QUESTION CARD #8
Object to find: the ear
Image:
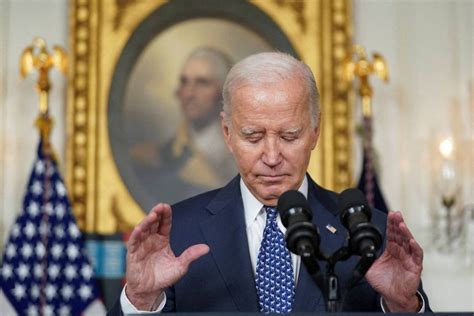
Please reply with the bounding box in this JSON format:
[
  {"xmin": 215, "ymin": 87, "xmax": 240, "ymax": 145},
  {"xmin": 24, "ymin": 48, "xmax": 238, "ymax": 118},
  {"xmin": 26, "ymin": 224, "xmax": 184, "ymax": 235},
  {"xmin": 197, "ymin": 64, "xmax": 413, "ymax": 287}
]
[
  {"xmin": 310, "ymin": 114, "xmax": 321, "ymax": 150},
  {"xmin": 220, "ymin": 111, "xmax": 234, "ymax": 153}
]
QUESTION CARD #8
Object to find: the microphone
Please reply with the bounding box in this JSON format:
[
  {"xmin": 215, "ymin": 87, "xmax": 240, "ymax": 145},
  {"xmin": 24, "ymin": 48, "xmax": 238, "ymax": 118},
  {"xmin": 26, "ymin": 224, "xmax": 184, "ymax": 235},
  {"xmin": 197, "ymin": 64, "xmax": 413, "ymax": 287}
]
[
  {"xmin": 338, "ymin": 188, "xmax": 382, "ymax": 256},
  {"xmin": 277, "ymin": 190, "xmax": 320, "ymax": 258}
]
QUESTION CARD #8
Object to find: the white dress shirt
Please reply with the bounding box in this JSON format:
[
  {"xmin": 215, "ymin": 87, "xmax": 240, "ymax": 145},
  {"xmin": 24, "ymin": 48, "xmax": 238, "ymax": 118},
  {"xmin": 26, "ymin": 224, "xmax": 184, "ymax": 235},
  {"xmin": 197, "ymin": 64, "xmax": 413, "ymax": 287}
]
[{"xmin": 120, "ymin": 176, "xmax": 424, "ymax": 313}]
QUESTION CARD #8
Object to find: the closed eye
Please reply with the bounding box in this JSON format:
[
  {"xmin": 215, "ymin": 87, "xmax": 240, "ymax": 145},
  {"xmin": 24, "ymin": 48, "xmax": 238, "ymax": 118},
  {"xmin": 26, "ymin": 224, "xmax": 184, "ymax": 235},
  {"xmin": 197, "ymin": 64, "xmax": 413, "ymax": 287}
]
[
  {"xmin": 245, "ymin": 135, "xmax": 263, "ymax": 143},
  {"xmin": 281, "ymin": 136, "xmax": 298, "ymax": 142}
]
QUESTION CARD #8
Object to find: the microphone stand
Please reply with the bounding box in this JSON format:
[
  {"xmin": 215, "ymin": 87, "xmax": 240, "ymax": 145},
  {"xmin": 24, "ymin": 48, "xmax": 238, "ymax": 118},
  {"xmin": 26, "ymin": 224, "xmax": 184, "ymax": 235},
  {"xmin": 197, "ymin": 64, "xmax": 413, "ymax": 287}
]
[{"xmin": 299, "ymin": 245, "xmax": 376, "ymax": 312}]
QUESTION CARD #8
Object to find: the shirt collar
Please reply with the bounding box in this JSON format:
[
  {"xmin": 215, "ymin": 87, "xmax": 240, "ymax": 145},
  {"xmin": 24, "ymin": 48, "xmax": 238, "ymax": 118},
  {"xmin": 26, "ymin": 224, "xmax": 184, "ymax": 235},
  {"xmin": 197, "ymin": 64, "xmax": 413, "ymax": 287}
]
[{"xmin": 240, "ymin": 176, "xmax": 309, "ymax": 227}]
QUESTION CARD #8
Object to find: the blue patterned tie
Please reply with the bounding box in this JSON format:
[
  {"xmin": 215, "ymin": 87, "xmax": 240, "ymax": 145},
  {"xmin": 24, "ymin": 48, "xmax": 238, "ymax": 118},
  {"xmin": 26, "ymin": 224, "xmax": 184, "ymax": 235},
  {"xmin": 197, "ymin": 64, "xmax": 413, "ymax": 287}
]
[{"xmin": 255, "ymin": 206, "xmax": 295, "ymax": 313}]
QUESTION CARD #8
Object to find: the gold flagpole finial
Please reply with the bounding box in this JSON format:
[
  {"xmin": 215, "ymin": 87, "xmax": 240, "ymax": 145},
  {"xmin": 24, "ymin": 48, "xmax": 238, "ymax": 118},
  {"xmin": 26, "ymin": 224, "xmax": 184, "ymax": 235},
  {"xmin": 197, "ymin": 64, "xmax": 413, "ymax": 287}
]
[
  {"xmin": 19, "ymin": 37, "xmax": 67, "ymax": 144},
  {"xmin": 343, "ymin": 45, "xmax": 389, "ymax": 118}
]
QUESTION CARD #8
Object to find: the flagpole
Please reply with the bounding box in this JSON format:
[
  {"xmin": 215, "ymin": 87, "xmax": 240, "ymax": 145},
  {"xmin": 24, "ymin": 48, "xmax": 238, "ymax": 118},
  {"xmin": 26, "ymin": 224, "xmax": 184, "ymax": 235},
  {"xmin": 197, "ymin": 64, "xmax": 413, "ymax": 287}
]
[
  {"xmin": 343, "ymin": 45, "xmax": 389, "ymax": 207},
  {"xmin": 18, "ymin": 38, "xmax": 68, "ymax": 315}
]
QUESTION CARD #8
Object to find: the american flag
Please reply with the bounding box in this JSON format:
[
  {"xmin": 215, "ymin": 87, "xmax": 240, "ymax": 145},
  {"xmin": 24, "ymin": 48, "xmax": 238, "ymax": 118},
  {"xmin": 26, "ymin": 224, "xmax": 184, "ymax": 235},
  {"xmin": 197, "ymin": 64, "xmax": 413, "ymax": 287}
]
[{"xmin": 0, "ymin": 141, "xmax": 99, "ymax": 316}]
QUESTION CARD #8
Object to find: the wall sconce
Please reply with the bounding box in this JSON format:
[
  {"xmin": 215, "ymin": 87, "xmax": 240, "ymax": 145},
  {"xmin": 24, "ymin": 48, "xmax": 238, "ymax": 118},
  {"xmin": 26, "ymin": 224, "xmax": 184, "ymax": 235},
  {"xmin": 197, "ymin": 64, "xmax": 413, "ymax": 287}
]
[{"xmin": 433, "ymin": 136, "xmax": 473, "ymax": 263}]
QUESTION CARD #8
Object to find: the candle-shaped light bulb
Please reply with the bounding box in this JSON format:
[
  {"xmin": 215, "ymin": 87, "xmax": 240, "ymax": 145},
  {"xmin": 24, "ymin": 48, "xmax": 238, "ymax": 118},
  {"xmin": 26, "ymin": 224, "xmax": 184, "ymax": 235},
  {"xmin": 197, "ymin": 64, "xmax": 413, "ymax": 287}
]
[{"xmin": 439, "ymin": 137, "xmax": 454, "ymax": 159}]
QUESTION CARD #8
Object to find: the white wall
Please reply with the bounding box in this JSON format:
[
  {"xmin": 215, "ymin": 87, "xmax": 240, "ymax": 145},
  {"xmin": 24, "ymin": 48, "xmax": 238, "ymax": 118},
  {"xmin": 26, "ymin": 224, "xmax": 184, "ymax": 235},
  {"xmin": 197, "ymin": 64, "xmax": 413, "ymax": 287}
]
[
  {"xmin": 354, "ymin": 0, "xmax": 473, "ymax": 311},
  {"xmin": 0, "ymin": 0, "xmax": 68, "ymax": 246}
]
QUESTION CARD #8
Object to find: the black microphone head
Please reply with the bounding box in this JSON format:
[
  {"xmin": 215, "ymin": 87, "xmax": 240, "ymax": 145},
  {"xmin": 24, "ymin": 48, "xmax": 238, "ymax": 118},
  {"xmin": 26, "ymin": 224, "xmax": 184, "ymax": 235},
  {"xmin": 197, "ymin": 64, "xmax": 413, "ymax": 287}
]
[
  {"xmin": 277, "ymin": 190, "xmax": 312, "ymax": 227},
  {"xmin": 338, "ymin": 188, "xmax": 382, "ymax": 256},
  {"xmin": 338, "ymin": 188, "xmax": 370, "ymax": 213},
  {"xmin": 338, "ymin": 188, "xmax": 372, "ymax": 224}
]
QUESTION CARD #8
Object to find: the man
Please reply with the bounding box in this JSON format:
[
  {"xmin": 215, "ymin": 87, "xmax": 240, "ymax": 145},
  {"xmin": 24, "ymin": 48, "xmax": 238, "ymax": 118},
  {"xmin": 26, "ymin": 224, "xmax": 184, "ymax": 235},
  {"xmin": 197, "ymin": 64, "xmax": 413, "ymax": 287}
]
[
  {"xmin": 113, "ymin": 52, "xmax": 430, "ymax": 313},
  {"xmin": 131, "ymin": 47, "xmax": 237, "ymax": 206}
]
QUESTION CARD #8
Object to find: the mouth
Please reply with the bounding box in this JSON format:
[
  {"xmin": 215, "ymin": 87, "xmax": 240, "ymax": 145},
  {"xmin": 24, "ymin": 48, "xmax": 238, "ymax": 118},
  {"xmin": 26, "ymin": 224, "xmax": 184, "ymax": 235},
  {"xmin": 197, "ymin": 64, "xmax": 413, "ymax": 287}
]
[{"xmin": 259, "ymin": 175, "xmax": 286, "ymax": 183}]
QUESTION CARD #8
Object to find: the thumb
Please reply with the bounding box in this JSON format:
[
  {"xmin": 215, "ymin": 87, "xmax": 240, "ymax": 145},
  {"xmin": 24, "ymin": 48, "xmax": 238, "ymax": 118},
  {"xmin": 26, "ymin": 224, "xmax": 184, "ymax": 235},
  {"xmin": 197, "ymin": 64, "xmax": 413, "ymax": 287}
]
[{"xmin": 177, "ymin": 244, "xmax": 210, "ymax": 270}]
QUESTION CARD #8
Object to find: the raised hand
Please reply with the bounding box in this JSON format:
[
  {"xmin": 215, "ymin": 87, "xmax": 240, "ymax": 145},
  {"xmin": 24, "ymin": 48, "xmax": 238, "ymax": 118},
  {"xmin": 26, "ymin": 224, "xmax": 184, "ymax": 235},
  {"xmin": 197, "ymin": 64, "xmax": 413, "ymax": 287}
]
[
  {"xmin": 125, "ymin": 203, "xmax": 210, "ymax": 310},
  {"xmin": 365, "ymin": 211, "xmax": 424, "ymax": 312}
]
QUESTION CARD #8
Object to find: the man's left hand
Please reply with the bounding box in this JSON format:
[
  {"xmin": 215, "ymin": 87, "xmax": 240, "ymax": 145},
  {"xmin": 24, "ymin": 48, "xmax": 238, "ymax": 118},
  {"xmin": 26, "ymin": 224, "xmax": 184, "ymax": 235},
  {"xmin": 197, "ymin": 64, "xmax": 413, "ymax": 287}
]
[{"xmin": 365, "ymin": 211, "xmax": 423, "ymax": 312}]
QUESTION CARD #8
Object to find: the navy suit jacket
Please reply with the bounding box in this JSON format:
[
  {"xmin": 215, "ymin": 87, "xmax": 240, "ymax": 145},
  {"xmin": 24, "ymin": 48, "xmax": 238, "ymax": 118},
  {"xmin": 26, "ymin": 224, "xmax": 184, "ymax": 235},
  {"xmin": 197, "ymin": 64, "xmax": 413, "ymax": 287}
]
[{"xmin": 109, "ymin": 175, "xmax": 430, "ymax": 313}]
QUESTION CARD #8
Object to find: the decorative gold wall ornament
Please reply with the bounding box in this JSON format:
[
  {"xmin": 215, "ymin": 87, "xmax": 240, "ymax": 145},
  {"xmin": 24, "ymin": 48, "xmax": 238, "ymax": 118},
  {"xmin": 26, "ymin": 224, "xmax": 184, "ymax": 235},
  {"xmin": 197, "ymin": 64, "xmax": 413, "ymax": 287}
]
[
  {"xmin": 343, "ymin": 45, "xmax": 389, "ymax": 118},
  {"xmin": 68, "ymin": 0, "xmax": 353, "ymax": 234},
  {"xmin": 20, "ymin": 37, "xmax": 67, "ymax": 152}
]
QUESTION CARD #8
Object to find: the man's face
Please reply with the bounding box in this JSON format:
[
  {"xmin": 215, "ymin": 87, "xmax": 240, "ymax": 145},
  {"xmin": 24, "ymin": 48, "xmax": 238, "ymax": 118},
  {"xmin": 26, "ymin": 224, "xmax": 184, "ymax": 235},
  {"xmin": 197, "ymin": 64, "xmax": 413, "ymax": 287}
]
[
  {"xmin": 176, "ymin": 58, "xmax": 222, "ymax": 128},
  {"xmin": 221, "ymin": 77, "xmax": 320, "ymax": 206}
]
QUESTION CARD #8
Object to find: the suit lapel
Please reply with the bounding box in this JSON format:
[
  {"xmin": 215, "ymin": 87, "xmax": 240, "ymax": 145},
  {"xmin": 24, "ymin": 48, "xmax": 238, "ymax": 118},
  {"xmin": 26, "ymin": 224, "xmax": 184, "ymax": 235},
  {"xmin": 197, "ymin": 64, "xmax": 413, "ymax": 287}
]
[
  {"xmin": 199, "ymin": 176, "xmax": 259, "ymax": 312},
  {"xmin": 293, "ymin": 177, "xmax": 347, "ymax": 312}
]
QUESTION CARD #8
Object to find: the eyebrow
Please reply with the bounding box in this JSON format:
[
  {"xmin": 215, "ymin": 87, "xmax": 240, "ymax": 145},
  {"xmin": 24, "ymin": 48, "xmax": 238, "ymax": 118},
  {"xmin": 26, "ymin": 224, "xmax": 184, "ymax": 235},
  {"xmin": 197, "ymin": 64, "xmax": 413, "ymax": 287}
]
[
  {"xmin": 281, "ymin": 127, "xmax": 301, "ymax": 135},
  {"xmin": 240, "ymin": 127, "xmax": 262, "ymax": 136},
  {"xmin": 240, "ymin": 127, "xmax": 302, "ymax": 136}
]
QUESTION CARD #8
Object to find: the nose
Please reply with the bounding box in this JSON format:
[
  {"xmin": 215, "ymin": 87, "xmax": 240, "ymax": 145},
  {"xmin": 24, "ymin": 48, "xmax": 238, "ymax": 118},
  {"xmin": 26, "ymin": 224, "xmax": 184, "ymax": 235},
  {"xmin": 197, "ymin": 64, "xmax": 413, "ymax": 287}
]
[
  {"xmin": 178, "ymin": 82, "xmax": 195, "ymax": 102},
  {"xmin": 262, "ymin": 137, "xmax": 282, "ymax": 168}
]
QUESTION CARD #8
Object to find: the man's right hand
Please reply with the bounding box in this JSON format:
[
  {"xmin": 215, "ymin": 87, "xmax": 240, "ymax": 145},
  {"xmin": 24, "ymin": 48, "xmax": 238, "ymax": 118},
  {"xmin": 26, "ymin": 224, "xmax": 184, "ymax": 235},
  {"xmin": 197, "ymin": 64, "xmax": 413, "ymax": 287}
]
[{"xmin": 125, "ymin": 203, "xmax": 210, "ymax": 311}]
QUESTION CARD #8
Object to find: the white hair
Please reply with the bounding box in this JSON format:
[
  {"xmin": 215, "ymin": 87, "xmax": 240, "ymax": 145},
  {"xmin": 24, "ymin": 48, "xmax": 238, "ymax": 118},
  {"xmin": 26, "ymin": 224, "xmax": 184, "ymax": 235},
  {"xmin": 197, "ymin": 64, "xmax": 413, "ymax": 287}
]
[
  {"xmin": 186, "ymin": 47, "xmax": 233, "ymax": 86},
  {"xmin": 222, "ymin": 52, "xmax": 320, "ymax": 128}
]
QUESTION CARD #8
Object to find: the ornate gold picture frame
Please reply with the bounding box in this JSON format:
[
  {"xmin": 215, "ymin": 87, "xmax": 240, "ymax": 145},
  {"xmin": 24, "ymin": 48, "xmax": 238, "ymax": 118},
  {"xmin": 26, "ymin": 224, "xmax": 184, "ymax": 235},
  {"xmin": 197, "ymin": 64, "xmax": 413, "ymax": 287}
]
[{"xmin": 67, "ymin": 0, "xmax": 353, "ymax": 234}]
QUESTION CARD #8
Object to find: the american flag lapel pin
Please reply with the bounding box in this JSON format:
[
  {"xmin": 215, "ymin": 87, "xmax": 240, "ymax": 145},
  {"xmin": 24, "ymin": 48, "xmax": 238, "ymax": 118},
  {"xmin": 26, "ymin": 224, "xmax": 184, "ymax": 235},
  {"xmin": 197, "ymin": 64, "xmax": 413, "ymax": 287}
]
[{"xmin": 326, "ymin": 224, "xmax": 337, "ymax": 234}]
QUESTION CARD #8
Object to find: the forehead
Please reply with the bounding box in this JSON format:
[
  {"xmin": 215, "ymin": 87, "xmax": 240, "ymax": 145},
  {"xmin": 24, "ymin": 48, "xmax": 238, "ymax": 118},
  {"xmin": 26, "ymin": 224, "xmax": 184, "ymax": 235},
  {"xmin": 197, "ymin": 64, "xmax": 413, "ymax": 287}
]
[
  {"xmin": 181, "ymin": 57, "xmax": 216, "ymax": 78},
  {"xmin": 231, "ymin": 79, "xmax": 310, "ymax": 127}
]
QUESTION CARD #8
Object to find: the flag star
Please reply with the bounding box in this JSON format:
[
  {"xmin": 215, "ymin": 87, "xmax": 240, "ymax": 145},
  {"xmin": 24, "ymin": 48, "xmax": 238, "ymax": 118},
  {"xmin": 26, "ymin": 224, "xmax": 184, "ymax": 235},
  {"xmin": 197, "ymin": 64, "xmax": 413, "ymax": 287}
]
[
  {"xmin": 44, "ymin": 304, "xmax": 54, "ymax": 316},
  {"xmin": 45, "ymin": 283, "xmax": 57, "ymax": 300},
  {"xmin": 48, "ymin": 264, "xmax": 60, "ymax": 279},
  {"xmin": 31, "ymin": 284, "xmax": 40, "ymax": 299},
  {"xmin": 43, "ymin": 202, "xmax": 54, "ymax": 215},
  {"xmin": 67, "ymin": 243, "xmax": 79, "ymax": 260},
  {"xmin": 6, "ymin": 244, "xmax": 16, "ymax": 258},
  {"xmin": 54, "ymin": 224, "xmax": 65, "ymax": 239},
  {"xmin": 27, "ymin": 304, "xmax": 38, "ymax": 316},
  {"xmin": 79, "ymin": 284, "xmax": 92, "ymax": 300},
  {"xmin": 31, "ymin": 180, "xmax": 43, "ymax": 196},
  {"xmin": 11, "ymin": 223, "xmax": 20, "ymax": 238},
  {"xmin": 51, "ymin": 243, "xmax": 63, "ymax": 260},
  {"xmin": 34, "ymin": 264, "xmax": 44, "ymax": 279},
  {"xmin": 68, "ymin": 223, "xmax": 81, "ymax": 239},
  {"xmin": 39, "ymin": 222, "xmax": 48, "ymax": 236},
  {"xmin": 13, "ymin": 283, "xmax": 26, "ymax": 300},
  {"xmin": 27, "ymin": 201, "xmax": 40, "ymax": 217},
  {"xmin": 55, "ymin": 204, "xmax": 66, "ymax": 219},
  {"xmin": 35, "ymin": 242, "xmax": 45, "ymax": 258},
  {"xmin": 81, "ymin": 264, "xmax": 94, "ymax": 280},
  {"xmin": 21, "ymin": 243, "xmax": 34, "ymax": 259},
  {"xmin": 61, "ymin": 284, "xmax": 73, "ymax": 300},
  {"xmin": 59, "ymin": 305, "xmax": 71, "ymax": 316},
  {"xmin": 56, "ymin": 181, "xmax": 66, "ymax": 197},
  {"xmin": 35, "ymin": 160, "xmax": 45, "ymax": 175},
  {"xmin": 1, "ymin": 264, "xmax": 13, "ymax": 279},
  {"xmin": 24, "ymin": 221, "xmax": 36, "ymax": 239},
  {"xmin": 64, "ymin": 264, "xmax": 77, "ymax": 280},
  {"xmin": 16, "ymin": 263, "xmax": 29, "ymax": 280}
]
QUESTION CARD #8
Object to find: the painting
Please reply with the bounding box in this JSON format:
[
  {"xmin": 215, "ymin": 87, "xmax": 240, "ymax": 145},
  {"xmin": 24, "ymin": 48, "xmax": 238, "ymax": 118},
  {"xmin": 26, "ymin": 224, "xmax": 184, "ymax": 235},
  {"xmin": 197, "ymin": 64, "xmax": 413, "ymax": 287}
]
[
  {"xmin": 110, "ymin": 18, "xmax": 282, "ymax": 210},
  {"xmin": 68, "ymin": 0, "xmax": 354, "ymax": 234}
]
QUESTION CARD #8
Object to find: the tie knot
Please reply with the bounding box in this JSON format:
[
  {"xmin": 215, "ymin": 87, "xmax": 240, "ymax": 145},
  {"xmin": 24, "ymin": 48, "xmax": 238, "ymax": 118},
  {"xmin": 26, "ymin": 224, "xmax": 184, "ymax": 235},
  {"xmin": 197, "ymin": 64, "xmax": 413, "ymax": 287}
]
[{"xmin": 264, "ymin": 206, "xmax": 277, "ymax": 221}]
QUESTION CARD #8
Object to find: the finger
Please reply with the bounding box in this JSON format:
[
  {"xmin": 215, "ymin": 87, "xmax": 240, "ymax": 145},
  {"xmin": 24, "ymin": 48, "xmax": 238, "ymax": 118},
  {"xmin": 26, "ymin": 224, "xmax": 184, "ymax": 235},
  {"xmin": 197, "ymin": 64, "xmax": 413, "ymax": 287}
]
[
  {"xmin": 128, "ymin": 203, "xmax": 166, "ymax": 252},
  {"xmin": 409, "ymin": 239, "xmax": 424, "ymax": 266},
  {"xmin": 177, "ymin": 244, "xmax": 210, "ymax": 270},
  {"xmin": 141, "ymin": 203, "xmax": 170, "ymax": 235},
  {"xmin": 397, "ymin": 213, "xmax": 416, "ymax": 241},
  {"xmin": 127, "ymin": 226, "xmax": 143, "ymax": 253},
  {"xmin": 385, "ymin": 212, "xmax": 405, "ymax": 256},
  {"xmin": 390, "ymin": 211, "xmax": 407, "ymax": 245},
  {"xmin": 157, "ymin": 204, "xmax": 172, "ymax": 236}
]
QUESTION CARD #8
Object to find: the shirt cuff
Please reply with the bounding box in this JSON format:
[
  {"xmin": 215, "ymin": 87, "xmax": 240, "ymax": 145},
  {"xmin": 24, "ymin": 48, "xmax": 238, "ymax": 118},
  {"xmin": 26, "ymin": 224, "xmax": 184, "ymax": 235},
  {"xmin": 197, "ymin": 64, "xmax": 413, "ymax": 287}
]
[
  {"xmin": 380, "ymin": 291, "xmax": 425, "ymax": 313},
  {"xmin": 120, "ymin": 284, "xmax": 167, "ymax": 315}
]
